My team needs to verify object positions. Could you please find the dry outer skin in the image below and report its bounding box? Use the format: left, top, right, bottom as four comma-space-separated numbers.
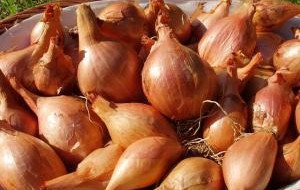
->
157, 157, 224, 190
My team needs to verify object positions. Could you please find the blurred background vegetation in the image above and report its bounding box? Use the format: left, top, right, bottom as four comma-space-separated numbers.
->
0, 0, 299, 19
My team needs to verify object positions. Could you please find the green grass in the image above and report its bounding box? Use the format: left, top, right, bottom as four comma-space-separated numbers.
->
0, 0, 52, 19
0, 0, 299, 20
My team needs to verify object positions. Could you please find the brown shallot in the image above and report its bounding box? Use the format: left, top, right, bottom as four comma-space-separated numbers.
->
76, 4, 142, 102
190, 0, 231, 42
43, 144, 123, 190
273, 28, 300, 87
252, 0, 300, 32
30, 4, 64, 45
272, 136, 300, 186
296, 101, 300, 133
222, 132, 278, 190
106, 137, 183, 190
252, 73, 295, 140
98, 1, 147, 48
92, 96, 178, 148
157, 157, 224, 190
202, 62, 248, 153
0, 70, 37, 135
198, 4, 256, 70
0, 127, 66, 190
9, 77, 106, 167
142, 11, 217, 120
144, 0, 191, 43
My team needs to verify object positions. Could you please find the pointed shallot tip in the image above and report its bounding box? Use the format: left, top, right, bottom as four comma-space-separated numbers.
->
268, 73, 286, 85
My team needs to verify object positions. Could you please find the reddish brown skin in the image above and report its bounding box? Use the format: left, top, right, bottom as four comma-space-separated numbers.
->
296, 101, 300, 133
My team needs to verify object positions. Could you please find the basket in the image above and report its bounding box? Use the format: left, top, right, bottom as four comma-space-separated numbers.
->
0, 0, 96, 35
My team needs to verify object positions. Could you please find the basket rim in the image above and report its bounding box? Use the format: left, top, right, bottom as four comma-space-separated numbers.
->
0, 0, 96, 35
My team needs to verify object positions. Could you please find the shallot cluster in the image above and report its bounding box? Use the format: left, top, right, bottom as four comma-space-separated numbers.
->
0, 0, 299, 189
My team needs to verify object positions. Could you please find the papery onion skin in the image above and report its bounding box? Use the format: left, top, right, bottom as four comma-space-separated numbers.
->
273, 32, 300, 87
296, 101, 300, 133
252, 0, 300, 32
198, 4, 256, 69
77, 4, 142, 102
222, 132, 278, 190
31, 37, 75, 96
9, 77, 106, 167
31, 4, 64, 45
252, 74, 294, 140
256, 32, 282, 66
92, 96, 178, 148
144, 0, 191, 43
142, 16, 217, 120
106, 137, 183, 190
0, 127, 66, 190
98, 2, 147, 48
190, 0, 231, 42
0, 70, 37, 136
202, 64, 248, 153
157, 157, 224, 190
272, 136, 300, 186
43, 144, 123, 190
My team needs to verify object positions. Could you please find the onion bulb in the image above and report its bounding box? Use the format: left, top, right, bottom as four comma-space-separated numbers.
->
157, 157, 224, 190
190, 0, 231, 42
252, 73, 295, 140
0, 70, 37, 135
76, 4, 142, 102
31, 4, 64, 45
296, 101, 300, 133
142, 12, 217, 120
144, 0, 191, 43
222, 132, 278, 190
272, 136, 300, 186
273, 28, 300, 87
0, 127, 66, 190
202, 63, 248, 153
256, 32, 282, 66
198, 4, 256, 70
106, 137, 183, 190
0, 28, 74, 96
252, 0, 300, 32
92, 96, 178, 148
98, 1, 147, 48
9, 77, 106, 167
43, 144, 123, 190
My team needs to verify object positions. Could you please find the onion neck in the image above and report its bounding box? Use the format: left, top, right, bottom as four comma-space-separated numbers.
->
8, 77, 39, 114
92, 96, 116, 121
76, 4, 102, 50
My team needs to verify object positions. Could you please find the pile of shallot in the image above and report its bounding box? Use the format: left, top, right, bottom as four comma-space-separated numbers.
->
0, 0, 299, 189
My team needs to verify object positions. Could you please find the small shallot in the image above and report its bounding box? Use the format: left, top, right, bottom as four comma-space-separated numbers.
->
98, 1, 147, 48
157, 157, 224, 190
43, 144, 123, 190
272, 136, 300, 186
30, 4, 64, 45
202, 63, 248, 153
222, 132, 278, 190
0, 127, 66, 190
9, 77, 106, 167
92, 96, 178, 148
252, 73, 295, 140
106, 137, 183, 190
0, 70, 37, 135
273, 28, 300, 87
198, 4, 256, 70
190, 0, 231, 42
76, 4, 142, 102
142, 11, 217, 120
252, 0, 300, 32
144, 0, 191, 43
